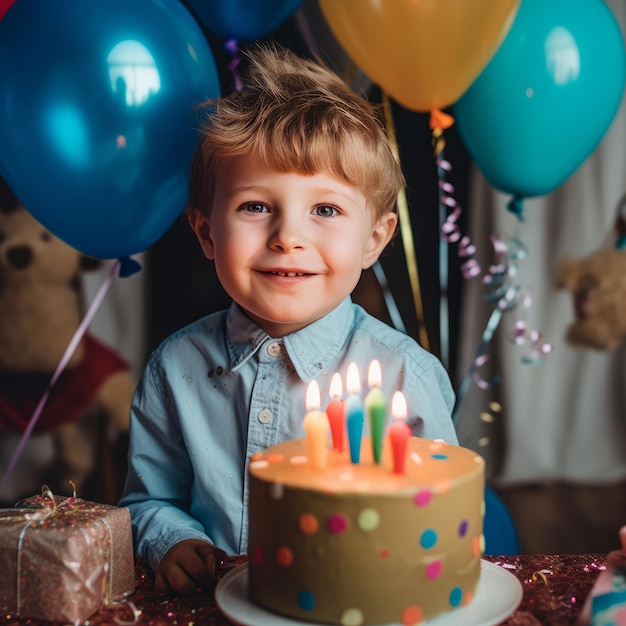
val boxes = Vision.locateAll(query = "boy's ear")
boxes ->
[190,210,215,260]
[362,212,398,269]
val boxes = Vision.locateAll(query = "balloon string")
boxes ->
[341,57,359,86]
[292,5,322,59]
[614,191,626,249]
[372,260,407,334]
[382,93,430,350]
[0,259,122,489]
[431,117,451,369]
[436,141,450,369]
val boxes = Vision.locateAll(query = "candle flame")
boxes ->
[367,359,382,388]
[329,372,343,399]
[306,380,321,410]
[346,362,361,394]
[391,391,407,420]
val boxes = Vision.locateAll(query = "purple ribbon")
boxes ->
[0,259,124,489]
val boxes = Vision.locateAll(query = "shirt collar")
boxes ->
[225,298,355,381]
[225,303,270,370]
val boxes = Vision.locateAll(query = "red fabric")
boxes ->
[0,0,15,21]
[0,333,130,434]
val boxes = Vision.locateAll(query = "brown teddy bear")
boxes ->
[0,176,136,503]
[555,245,626,351]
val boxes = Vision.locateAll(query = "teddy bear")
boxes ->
[555,245,626,351]
[0,175,136,503]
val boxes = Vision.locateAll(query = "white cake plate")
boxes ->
[215,559,523,626]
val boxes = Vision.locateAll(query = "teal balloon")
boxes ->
[454,0,625,198]
[186,0,303,43]
[0,0,220,259]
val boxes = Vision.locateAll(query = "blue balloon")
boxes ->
[0,0,220,259]
[186,0,303,43]
[454,0,625,198]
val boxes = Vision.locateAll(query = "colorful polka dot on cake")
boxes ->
[357,508,380,531]
[299,512,319,534]
[414,489,432,507]
[401,605,423,625]
[458,519,469,537]
[276,546,293,566]
[298,590,315,610]
[340,607,364,626]
[327,513,348,533]
[420,529,437,549]
[425,560,442,580]
[449,586,463,607]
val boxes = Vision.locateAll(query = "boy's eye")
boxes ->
[241,202,269,214]
[313,205,338,218]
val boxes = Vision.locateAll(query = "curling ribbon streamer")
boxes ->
[481,228,551,368]
[0,258,124,488]
[224,39,244,92]
[501,198,552,364]
[452,304,504,424]
[452,266,517,424]
[453,203,525,425]
[453,196,552,424]
[431,108,481,369]
[452,228,528,424]
[431,109,455,369]
[382,93,430,350]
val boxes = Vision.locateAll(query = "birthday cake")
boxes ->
[247,435,485,625]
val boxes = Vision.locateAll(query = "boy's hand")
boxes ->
[155,538,227,595]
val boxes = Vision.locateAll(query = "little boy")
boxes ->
[119,44,457,595]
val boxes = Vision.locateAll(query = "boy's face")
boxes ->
[191,156,397,337]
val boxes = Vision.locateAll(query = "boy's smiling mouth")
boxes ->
[271,271,305,277]
[256,267,316,282]
[257,266,315,276]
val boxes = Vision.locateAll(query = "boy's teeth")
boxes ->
[275,271,303,277]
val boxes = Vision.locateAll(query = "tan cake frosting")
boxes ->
[248,436,485,625]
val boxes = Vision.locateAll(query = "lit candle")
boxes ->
[326,372,345,452]
[388,391,411,474]
[364,360,386,464]
[345,362,364,464]
[303,380,328,470]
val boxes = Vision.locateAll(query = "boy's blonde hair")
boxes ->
[187,44,405,220]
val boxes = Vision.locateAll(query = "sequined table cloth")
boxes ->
[3,553,607,625]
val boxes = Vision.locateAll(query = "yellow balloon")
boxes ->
[319,0,520,112]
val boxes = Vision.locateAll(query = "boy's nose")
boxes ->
[268,217,305,253]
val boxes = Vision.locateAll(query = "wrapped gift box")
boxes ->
[0,490,135,623]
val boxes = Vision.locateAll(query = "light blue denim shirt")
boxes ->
[119,297,457,571]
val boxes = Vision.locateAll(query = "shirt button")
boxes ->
[258,409,272,424]
[267,342,281,357]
